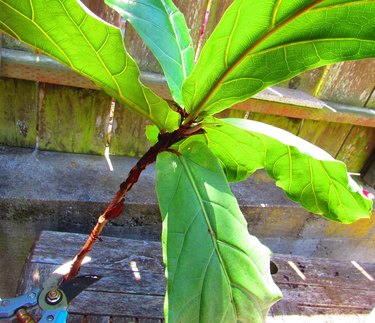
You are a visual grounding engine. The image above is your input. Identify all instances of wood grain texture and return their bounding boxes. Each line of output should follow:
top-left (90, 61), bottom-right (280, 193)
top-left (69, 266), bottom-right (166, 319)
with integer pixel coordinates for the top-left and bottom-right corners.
top-left (317, 59), bottom-right (375, 108)
top-left (17, 231), bottom-right (375, 321)
top-left (109, 103), bottom-right (150, 157)
top-left (0, 78), bottom-right (37, 148)
top-left (37, 84), bottom-right (110, 154)
top-left (335, 126), bottom-right (375, 173)
top-left (297, 120), bottom-right (352, 157)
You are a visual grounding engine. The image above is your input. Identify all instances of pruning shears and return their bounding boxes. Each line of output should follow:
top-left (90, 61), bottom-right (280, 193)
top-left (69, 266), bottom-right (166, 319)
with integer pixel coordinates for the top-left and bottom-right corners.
top-left (0, 262), bottom-right (100, 322)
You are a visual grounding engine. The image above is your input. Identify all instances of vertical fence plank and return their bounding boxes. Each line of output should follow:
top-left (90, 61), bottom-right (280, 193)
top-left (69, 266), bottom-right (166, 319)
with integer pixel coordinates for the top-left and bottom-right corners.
top-left (124, 0), bottom-right (210, 72)
top-left (109, 104), bottom-right (149, 157)
top-left (38, 84), bottom-right (110, 154)
top-left (0, 78), bottom-right (37, 148)
top-left (297, 120), bottom-right (352, 157)
top-left (335, 126), bottom-right (375, 173)
top-left (317, 59), bottom-right (375, 107)
top-left (250, 113), bottom-right (302, 135)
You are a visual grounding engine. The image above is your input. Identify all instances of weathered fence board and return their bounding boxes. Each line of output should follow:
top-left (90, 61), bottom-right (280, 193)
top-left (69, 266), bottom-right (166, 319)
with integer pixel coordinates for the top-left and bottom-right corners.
top-left (17, 231), bottom-right (375, 322)
top-left (0, 78), bottom-right (37, 148)
top-left (110, 103), bottom-right (150, 157)
top-left (297, 120), bottom-right (352, 158)
top-left (317, 59), bottom-right (375, 109)
top-left (335, 126), bottom-right (375, 173)
top-left (38, 84), bottom-right (110, 154)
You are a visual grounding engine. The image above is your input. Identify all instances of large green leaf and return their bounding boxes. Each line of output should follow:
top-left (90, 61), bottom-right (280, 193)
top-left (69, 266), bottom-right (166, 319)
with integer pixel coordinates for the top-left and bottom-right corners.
top-left (105, 0), bottom-right (194, 106)
top-left (183, 0), bottom-right (375, 121)
top-left (0, 0), bottom-right (180, 131)
top-left (189, 118), bottom-right (372, 224)
top-left (156, 142), bottom-right (282, 323)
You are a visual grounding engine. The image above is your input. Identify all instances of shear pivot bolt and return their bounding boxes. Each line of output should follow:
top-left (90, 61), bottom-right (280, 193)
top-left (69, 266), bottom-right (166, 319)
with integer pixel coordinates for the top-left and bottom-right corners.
top-left (45, 288), bottom-right (62, 305)
top-left (46, 314), bottom-right (55, 322)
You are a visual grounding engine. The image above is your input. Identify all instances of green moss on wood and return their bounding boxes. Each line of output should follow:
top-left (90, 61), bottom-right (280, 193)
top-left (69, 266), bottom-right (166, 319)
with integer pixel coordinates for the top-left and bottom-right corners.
top-left (298, 120), bottom-right (352, 157)
top-left (109, 104), bottom-right (149, 157)
top-left (38, 84), bottom-right (109, 155)
top-left (0, 78), bottom-right (37, 148)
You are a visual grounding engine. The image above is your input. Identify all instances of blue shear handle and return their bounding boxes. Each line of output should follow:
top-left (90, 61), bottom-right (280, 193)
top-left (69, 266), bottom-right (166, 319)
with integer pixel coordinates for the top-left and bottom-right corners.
top-left (0, 289), bottom-right (40, 319)
top-left (39, 309), bottom-right (68, 323)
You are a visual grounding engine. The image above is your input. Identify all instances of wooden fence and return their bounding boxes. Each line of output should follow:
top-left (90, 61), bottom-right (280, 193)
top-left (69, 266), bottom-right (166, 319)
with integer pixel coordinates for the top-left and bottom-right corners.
top-left (0, 0), bottom-right (374, 175)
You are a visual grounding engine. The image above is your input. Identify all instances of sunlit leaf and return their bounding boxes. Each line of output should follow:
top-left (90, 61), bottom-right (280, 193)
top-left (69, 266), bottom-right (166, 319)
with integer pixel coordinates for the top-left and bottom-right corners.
top-left (156, 142), bottom-right (282, 322)
top-left (105, 0), bottom-right (194, 106)
top-left (183, 0), bottom-right (375, 121)
top-left (0, 0), bottom-right (180, 131)
top-left (199, 118), bottom-right (372, 223)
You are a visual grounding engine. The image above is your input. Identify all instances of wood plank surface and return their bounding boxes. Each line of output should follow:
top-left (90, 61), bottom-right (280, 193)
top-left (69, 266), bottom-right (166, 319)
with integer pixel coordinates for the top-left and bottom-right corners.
top-left (0, 78), bottom-right (37, 148)
top-left (17, 231), bottom-right (375, 322)
top-left (109, 103), bottom-right (149, 157)
top-left (37, 84), bottom-right (110, 155)
top-left (335, 126), bottom-right (375, 173)
top-left (297, 120), bottom-right (352, 157)
top-left (317, 59), bottom-right (375, 108)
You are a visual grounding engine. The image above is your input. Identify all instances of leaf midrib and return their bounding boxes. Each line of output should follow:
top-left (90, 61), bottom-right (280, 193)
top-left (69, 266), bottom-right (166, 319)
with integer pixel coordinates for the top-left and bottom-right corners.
top-left (161, 0), bottom-right (191, 79)
top-left (179, 155), bottom-right (237, 318)
top-left (185, 0), bottom-right (326, 122)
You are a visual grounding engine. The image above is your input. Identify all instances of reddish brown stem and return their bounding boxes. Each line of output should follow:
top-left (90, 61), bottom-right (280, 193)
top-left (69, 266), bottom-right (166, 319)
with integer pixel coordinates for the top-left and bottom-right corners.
top-left (64, 124), bottom-right (203, 280)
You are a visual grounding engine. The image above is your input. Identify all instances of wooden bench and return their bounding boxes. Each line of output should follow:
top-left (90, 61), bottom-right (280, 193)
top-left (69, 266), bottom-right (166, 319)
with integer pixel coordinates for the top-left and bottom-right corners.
top-left (18, 231), bottom-right (375, 322)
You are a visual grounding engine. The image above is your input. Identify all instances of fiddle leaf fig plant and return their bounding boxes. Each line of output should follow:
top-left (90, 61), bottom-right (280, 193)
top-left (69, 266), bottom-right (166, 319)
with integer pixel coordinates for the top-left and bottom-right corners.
top-left (1, 0), bottom-right (374, 322)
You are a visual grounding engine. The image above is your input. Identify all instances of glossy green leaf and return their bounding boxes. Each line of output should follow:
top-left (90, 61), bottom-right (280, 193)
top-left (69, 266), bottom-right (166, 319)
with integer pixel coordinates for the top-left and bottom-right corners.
top-left (183, 0), bottom-right (375, 120)
top-left (156, 142), bottom-right (282, 323)
top-left (0, 0), bottom-right (180, 131)
top-left (193, 118), bottom-right (371, 224)
top-left (105, 0), bottom-right (194, 106)
top-left (145, 124), bottom-right (160, 146)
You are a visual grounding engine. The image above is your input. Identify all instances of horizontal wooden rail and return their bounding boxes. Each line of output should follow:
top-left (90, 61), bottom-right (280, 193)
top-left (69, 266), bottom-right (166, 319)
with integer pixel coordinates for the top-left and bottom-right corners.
top-left (1, 48), bottom-right (374, 127)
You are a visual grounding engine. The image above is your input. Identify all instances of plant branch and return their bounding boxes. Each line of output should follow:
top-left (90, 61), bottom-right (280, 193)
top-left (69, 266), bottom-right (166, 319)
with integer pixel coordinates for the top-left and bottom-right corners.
top-left (64, 124), bottom-right (204, 280)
